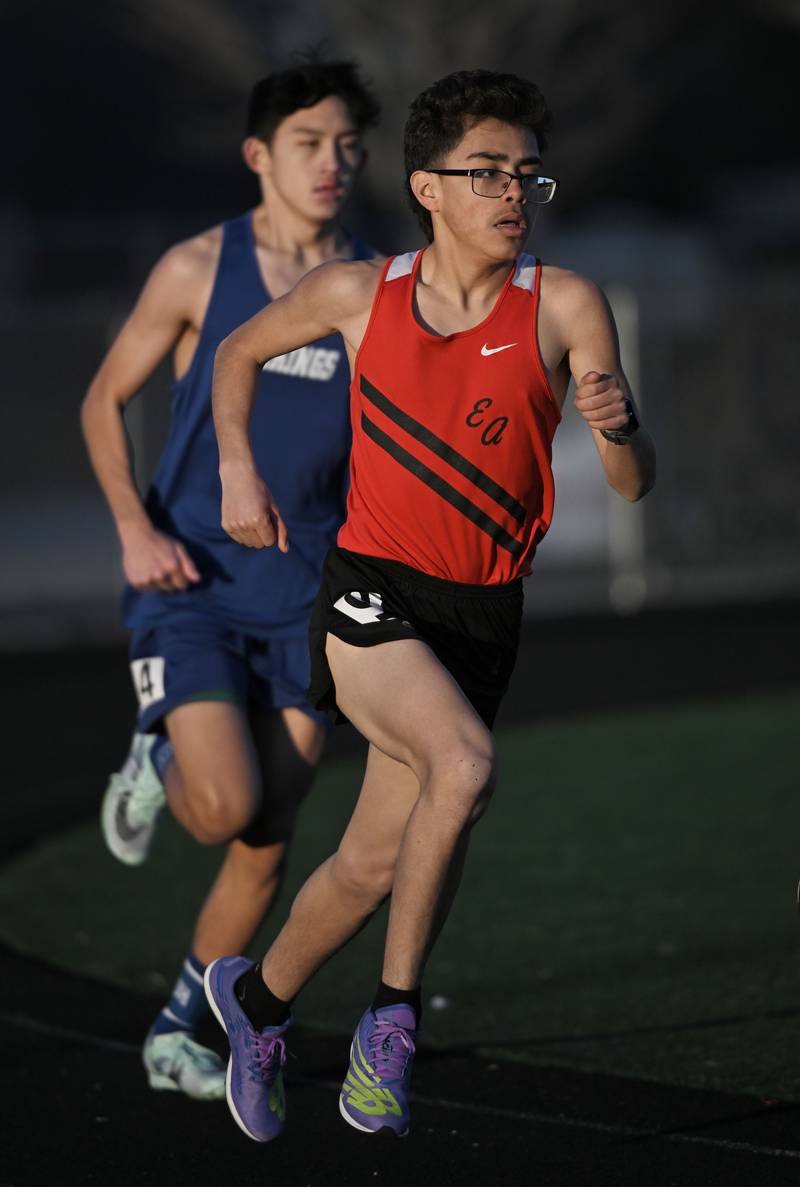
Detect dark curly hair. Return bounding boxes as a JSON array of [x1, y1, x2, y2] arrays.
[[247, 51, 380, 143], [404, 70, 553, 240]]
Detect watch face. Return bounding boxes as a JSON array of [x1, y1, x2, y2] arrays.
[[601, 397, 639, 442], [614, 398, 637, 434]]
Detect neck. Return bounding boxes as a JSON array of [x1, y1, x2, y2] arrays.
[[252, 191, 348, 267], [420, 235, 518, 310]]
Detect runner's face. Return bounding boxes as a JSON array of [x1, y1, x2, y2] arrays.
[[264, 96, 364, 222], [430, 119, 541, 260]]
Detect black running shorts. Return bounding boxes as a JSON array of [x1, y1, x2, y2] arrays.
[[307, 547, 523, 730]]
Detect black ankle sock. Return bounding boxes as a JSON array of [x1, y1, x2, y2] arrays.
[[372, 979, 422, 1025], [234, 962, 291, 1030]]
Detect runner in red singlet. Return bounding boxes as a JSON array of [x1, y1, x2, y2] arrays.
[[339, 246, 560, 582], [205, 69, 656, 1143]]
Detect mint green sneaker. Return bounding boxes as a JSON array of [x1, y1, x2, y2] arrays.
[[143, 1028, 226, 1100], [101, 733, 166, 866]]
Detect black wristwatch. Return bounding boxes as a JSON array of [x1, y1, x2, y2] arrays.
[[601, 398, 640, 445]]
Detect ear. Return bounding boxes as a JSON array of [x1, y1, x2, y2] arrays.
[[241, 136, 270, 176], [409, 170, 440, 217]]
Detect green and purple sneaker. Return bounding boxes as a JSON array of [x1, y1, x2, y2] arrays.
[[339, 1005, 417, 1137], [204, 957, 289, 1142]]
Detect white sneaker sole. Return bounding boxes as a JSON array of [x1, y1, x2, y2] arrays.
[[146, 1069, 180, 1092], [100, 781, 149, 867], [146, 1071, 224, 1101], [338, 1092, 409, 1137]]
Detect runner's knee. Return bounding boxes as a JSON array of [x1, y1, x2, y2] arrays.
[[425, 734, 497, 826], [184, 778, 257, 845], [330, 842, 395, 906]]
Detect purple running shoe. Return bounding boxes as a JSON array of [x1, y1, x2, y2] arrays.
[[204, 957, 289, 1142], [339, 1004, 417, 1137]]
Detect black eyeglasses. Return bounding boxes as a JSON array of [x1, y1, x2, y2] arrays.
[[426, 168, 559, 204]]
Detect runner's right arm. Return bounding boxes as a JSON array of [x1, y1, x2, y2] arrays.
[[214, 260, 378, 552], [80, 243, 211, 591]]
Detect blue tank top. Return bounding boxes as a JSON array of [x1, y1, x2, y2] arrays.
[[123, 211, 372, 637]]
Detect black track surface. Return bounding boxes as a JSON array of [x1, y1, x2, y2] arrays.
[[3, 601, 800, 1185]]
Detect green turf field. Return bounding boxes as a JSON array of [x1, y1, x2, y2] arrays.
[[3, 691, 800, 1100]]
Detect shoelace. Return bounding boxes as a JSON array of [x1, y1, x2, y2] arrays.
[[369, 1021, 415, 1081], [248, 1032, 287, 1082]]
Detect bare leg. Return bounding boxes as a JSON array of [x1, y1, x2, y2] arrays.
[[189, 706, 325, 964], [327, 636, 495, 992], [261, 744, 419, 1000], [257, 637, 494, 1000], [163, 701, 262, 845]]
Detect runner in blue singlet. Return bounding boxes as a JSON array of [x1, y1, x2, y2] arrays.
[[81, 54, 380, 1100]]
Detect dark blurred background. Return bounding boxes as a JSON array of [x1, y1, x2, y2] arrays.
[[3, 0, 800, 647]]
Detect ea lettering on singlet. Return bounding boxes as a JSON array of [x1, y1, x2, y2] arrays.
[[338, 249, 562, 585], [465, 397, 510, 445]]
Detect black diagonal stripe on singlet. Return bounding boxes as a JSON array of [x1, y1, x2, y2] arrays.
[[361, 413, 524, 558], [360, 374, 526, 526]]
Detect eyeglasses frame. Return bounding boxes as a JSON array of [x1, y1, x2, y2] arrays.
[[424, 168, 559, 202]]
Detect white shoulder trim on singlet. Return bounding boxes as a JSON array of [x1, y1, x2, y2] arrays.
[[511, 253, 537, 292], [385, 250, 421, 282]]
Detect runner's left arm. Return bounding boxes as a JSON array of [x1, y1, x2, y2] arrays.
[[212, 260, 371, 550], [564, 278, 656, 501]]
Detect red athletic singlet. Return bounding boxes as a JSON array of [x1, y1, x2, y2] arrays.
[[337, 249, 561, 584]]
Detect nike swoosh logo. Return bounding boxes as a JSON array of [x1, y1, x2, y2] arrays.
[[115, 792, 147, 842], [481, 343, 517, 356]]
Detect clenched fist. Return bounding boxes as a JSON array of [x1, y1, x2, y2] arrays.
[[220, 465, 289, 552], [574, 371, 630, 433], [121, 525, 201, 592]]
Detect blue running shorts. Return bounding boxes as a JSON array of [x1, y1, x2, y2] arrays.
[[129, 615, 328, 734]]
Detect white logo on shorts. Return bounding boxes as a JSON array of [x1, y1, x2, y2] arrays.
[[130, 657, 166, 710], [333, 592, 395, 626]]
